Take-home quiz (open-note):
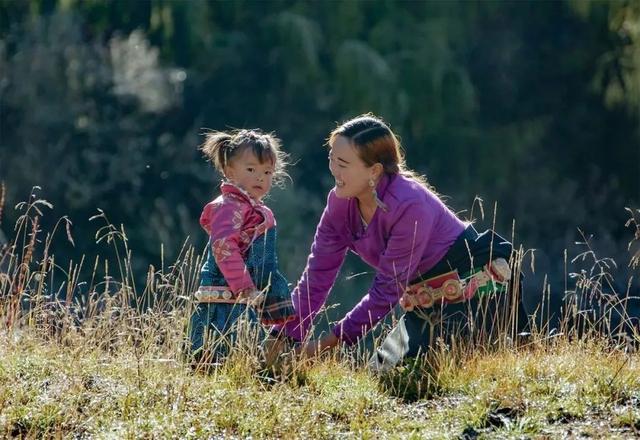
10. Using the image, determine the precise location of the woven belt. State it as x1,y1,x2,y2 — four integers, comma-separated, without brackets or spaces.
194,285,264,305
399,258,511,312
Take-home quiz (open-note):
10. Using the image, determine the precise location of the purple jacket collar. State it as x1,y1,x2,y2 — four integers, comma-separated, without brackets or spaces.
345,173,395,239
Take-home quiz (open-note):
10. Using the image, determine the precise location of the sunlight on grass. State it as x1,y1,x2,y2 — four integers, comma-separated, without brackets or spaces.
0,192,639,438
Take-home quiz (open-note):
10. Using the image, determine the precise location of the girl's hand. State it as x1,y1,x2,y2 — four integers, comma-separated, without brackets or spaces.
297,333,340,358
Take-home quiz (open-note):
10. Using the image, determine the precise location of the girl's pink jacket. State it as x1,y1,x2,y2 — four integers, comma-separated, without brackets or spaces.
200,182,275,295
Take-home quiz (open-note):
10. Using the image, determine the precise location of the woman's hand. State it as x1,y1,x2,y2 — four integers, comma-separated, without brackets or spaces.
297,333,340,358
263,336,288,368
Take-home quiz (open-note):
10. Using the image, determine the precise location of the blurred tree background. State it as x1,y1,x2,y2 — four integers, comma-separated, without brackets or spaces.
1,0,638,326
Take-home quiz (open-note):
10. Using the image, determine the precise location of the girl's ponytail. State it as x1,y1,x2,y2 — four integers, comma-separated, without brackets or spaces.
201,131,234,172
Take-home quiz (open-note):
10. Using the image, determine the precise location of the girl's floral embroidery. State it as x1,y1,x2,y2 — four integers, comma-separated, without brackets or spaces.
232,210,243,230
212,238,232,261
239,230,252,246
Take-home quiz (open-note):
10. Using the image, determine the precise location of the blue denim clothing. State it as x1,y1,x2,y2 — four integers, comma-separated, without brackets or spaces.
189,227,294,361
188,302,263,362
198,227,294,323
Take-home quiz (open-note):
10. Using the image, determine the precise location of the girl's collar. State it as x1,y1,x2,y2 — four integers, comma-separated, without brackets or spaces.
220,181,263,206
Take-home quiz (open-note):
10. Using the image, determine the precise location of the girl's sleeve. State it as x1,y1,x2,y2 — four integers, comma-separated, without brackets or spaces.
332,201,434,345
201,201,257,295
275,193,349,341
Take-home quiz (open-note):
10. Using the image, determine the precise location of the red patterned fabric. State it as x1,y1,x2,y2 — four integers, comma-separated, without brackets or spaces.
199,182,275,295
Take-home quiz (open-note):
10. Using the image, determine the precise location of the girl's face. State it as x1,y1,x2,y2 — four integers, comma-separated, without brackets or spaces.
328,135,379,200
224,149,274,201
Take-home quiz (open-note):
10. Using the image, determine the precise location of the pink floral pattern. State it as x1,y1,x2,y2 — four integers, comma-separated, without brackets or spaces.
231,209,243,230
198,182,276,294
239,230,252,247
212,238,232,262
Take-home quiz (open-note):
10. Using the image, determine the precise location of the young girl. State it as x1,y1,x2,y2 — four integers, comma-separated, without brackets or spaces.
188,129,296,363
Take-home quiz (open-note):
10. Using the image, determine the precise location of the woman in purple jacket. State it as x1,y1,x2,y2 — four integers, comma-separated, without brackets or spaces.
273,114,528,369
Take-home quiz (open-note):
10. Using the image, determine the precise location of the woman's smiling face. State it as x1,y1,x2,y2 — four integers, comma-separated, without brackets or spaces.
328,135,376,200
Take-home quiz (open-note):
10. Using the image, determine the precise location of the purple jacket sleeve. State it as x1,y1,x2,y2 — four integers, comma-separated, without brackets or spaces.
276,192,349,341
332,201,434,344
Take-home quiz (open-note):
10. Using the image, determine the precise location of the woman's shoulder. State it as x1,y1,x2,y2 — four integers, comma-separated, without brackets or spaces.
380,175,465,233
383,174,441,210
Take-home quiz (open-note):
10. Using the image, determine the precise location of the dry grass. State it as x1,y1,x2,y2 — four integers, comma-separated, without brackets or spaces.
1,190,639,439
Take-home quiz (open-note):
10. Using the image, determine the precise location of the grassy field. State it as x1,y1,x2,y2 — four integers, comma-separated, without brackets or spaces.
1,324,639,439
1,195,639,438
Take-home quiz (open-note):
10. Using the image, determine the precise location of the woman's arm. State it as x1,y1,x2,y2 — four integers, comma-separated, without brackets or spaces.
332,201,434,344
297,332,339,357
275,192,350,341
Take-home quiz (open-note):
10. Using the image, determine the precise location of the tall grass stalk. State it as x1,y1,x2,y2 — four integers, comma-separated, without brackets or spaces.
0,191,639,438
